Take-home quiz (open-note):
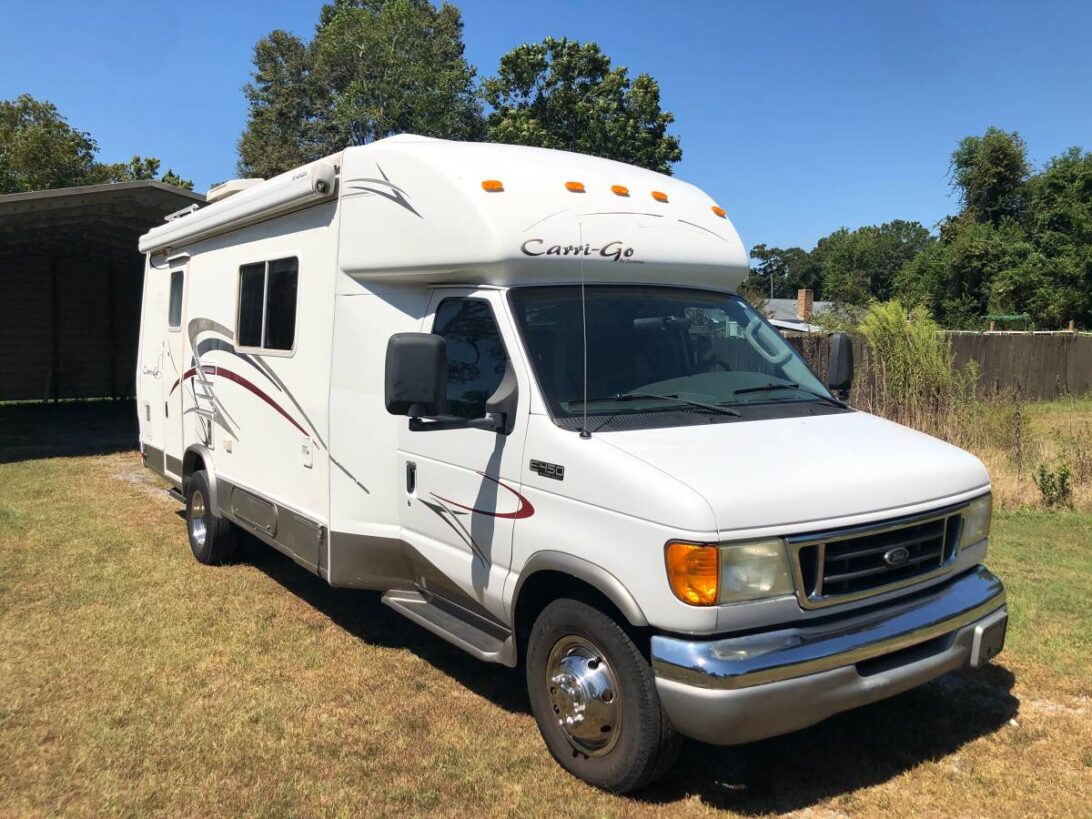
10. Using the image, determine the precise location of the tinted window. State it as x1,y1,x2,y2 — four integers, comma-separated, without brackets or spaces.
433,298,507,419
509,285,833,423
237,263,265,348
168,269,184,328
264,258,298,350
237,258,297,351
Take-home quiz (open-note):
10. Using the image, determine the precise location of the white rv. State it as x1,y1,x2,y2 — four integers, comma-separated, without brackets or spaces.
136,136,1006,793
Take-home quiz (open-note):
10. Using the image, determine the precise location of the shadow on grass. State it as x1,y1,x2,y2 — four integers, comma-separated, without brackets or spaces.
240,536,1017,812
637,664,1017,813
0,400,137,463
238,535,531,715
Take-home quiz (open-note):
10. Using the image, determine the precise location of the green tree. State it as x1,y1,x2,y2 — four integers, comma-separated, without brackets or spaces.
93,154,194,190
239,1,483,177
817,220,933,305
0,94,98,192
1,94,192,193
481,37,682,174
238,30,333,179
316,0,483,146
950,127,1030,226
745,244,822,299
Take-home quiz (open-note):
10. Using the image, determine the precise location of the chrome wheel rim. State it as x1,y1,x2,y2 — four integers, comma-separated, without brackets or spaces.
190,489,207,547
545,635,622,756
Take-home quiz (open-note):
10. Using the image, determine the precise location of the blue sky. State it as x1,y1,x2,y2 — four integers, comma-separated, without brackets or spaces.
2,0,1089,250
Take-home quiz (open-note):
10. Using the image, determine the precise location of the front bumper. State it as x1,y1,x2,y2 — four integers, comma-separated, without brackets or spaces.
651,566,1007,745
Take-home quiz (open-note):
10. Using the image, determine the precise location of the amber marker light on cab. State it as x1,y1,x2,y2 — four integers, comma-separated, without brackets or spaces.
481,179,504,192
611,185,630,196
652,190,669,203
712,205,727,218
665,542,719,606
565,181,586,193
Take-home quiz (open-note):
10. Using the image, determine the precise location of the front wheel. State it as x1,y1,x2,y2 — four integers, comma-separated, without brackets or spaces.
526,598,680,793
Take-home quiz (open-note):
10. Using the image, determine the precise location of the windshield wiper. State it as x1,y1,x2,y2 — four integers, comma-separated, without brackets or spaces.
733,381,800,395
730,381,849,409
571,392,740,417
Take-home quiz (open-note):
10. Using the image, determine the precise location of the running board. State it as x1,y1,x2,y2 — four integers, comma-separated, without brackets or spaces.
382,589,516,667
168,488,185,504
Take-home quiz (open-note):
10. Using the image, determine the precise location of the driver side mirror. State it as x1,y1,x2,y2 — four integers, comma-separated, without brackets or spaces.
385,332,447,418
384,332,509,433
827,332,854,398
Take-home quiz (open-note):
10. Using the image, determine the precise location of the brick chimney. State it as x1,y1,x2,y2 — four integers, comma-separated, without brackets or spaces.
796,288,814,321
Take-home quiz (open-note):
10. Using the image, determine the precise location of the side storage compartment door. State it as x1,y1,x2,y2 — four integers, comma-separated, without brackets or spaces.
396,289,531,624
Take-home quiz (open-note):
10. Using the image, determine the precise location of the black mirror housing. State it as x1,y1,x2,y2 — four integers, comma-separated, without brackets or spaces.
827,332,854,396
385,333,447,417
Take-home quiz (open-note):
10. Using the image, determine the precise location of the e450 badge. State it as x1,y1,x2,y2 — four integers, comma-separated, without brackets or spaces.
530,459,565,481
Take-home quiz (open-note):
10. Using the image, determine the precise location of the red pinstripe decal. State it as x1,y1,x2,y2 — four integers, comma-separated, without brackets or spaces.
174,365,307,436
431,471,535,519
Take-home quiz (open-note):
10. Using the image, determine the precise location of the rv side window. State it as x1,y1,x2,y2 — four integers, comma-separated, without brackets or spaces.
236,257,298,352
264,258,298,350
168,270,184,329
433,298,508,419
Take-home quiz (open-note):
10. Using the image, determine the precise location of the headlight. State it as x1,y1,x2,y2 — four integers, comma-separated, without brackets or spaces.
665,538,795,607
961,493,992,548
719,538,794,603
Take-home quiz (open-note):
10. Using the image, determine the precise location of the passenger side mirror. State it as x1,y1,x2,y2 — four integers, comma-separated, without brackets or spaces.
385,333,447,418
827,332,854,397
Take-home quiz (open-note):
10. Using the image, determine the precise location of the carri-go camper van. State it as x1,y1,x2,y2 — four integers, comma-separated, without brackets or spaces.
136,135,1007,793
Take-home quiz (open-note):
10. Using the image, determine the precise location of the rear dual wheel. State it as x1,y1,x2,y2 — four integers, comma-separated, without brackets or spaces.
526,598,680,793
185,470,238,565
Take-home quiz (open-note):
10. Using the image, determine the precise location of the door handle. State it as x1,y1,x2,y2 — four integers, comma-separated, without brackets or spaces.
406,461,416,494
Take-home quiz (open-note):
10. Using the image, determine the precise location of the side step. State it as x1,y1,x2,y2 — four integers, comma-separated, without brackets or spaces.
168,488,185,504
382,589,516,667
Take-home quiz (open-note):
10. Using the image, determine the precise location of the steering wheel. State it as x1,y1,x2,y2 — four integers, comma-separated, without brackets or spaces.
744,315,793,365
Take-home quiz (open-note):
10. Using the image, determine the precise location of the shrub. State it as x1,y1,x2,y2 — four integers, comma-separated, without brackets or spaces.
1034,461,1073,507
851,300,980,441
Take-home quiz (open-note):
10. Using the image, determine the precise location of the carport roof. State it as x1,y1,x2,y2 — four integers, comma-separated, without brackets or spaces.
0,181,205,258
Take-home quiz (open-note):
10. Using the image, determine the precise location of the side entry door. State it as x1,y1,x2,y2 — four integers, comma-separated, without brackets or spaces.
162,264,187,482
396,289,530,624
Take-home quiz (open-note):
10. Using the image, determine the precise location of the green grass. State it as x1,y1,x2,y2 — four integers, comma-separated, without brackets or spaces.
987,508,1092,689
1,452,1090,817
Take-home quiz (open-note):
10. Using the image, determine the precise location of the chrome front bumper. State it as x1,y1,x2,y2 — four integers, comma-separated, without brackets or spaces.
651,566,1007,745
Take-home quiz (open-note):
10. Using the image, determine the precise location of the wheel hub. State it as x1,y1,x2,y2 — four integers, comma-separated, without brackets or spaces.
545,636,621,756
190,489,207,547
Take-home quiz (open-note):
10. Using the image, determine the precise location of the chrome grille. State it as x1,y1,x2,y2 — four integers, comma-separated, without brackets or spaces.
790,505,965,608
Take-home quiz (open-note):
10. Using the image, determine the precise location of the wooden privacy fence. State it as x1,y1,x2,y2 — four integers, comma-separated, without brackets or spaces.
947,333,1092,399
788,331,1092,401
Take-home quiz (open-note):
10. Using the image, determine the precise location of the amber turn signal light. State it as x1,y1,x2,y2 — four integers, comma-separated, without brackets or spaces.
611,185,630,196
711,205,727,218
481,179,504,192
565,181,586,193
651,190,669,203
665,542,719,606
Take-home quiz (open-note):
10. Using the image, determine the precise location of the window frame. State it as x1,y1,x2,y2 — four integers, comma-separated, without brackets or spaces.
234,255,300,357
430,295,512,420
167,268,185,332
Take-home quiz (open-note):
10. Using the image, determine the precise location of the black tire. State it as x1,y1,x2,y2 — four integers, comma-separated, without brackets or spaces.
185,470,237,565
526,598,681,793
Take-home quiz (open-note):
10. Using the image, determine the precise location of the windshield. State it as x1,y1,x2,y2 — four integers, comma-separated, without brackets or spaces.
508,285,836,422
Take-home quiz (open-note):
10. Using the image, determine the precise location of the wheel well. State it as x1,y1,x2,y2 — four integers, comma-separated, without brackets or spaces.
513,570,649,664
181,450,205,493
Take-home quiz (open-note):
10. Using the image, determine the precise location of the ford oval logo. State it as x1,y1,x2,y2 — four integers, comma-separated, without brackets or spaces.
884,546,911,566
